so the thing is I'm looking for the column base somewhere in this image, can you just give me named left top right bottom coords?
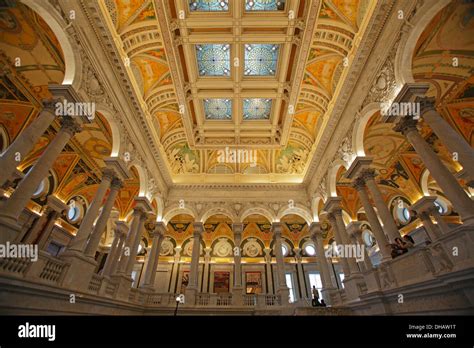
left=342, top=273, right=366, bottom=301
left=184, top=287, right=198, bottom=307
left=277, top=287, right=290, bottom=306
left=0, top=214, right=22, bottom=243
left=60, top=249, right=97, bottom=292
left=461, top=213, right=474, bottom=226
left=110, top=273, right=133, bottom=301
left=320, top=287, right=337, bottom=306
left=232, top=286, right=244, bottom=306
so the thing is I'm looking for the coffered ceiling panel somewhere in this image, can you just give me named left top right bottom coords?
left=100, top=0, right=375, bottom=183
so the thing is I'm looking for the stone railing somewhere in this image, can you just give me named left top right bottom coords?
left=243, top=294, right=257, bottom=306
left=0, top=251, right=69, bottom=287
left=0, top=257, right=30, bottom=276
left=37, top=253, right=68, bottom=284
left=88, top=274, right=103, bottom=294
left=146, top=293, right=175, bottom=306
left=216, top=293, right=232, bottom=307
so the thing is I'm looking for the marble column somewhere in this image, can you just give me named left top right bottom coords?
left=294, top=248, right=307, bottom=299
left=0, top=117, right=81, bottom=237
left=202, top=247, right=212, bottom=293
left=170, top=247, right=182, bottom=294
left=264, top=248, right=274, bottom=294
left=353, top=178, right=392, bottom=261
left=0, top=101, right=57, bottom=187
left=124, top=209, right=148, bottom=277
left=419, top=97, right=474, bottom=184
left=419, top=212, right=441, bottom=241
left=84, top=177, right=122, bottom=257
left=272, top=222, right=290, bottom=302
left=232, top=223, right=244, bottom=305
left=361, top=169, right=401, bottom=242
left=102, top=221, right=128, bottom=277
left=327, top=213, right=351, bottom=278
left=394, top=118, right=474, bottom=224
left=68, top=169, right=115, bottom=253
left=311, top=223, right=338, bottom=304
left=187, top=222, right=203, bottom=291
left=26, top=195, right=67, bottom=247
left=310, top=222, right=336, bottom=295
left=141, top=222, right=166, bottom=289
left=430, top=207, right=451, bottom=235
left=232, top=223, right=243, bottom=288
left=346, top=221, right=373, bottom=271
left=410, top=196, right=443, bottom=241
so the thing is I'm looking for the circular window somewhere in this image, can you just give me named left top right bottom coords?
left=362, top=229, right=375, bottom=247
left=393, top=199, right=411, bottom=225
left=32, top=178, right=49, bottom=199
left=281, top=244, right=289, bottom=256
left=68, top=206, right=78, bottom=220
left=66, top=198, right=84, bottom=224
left=434, top=199, right=448, bottom=215
left=402, top=207, right=410, bottom=221
left=304, top=244, right=316, bottom=256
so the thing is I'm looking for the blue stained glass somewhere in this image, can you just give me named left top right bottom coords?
left=244, top=44, right=279, bottom=76
left=243, top=99, right=272, bottom=120
left=189, top=0, right=229, bottom=11
left=246, top=0, right=286, bottom=11
left=196, top=44, right=231, bottom=76
left=204, top=99, right=232, bottom=120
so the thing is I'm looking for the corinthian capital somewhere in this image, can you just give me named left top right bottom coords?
left=360, top=168, right=376, bottom=182
left=393, top=117, right=418, bottom=136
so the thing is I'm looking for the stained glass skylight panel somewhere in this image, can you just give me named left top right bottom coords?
left=244, top=44, right=279, bottom=76
left=243, top=99, right=272, bottom=120
left=196, top=44, right=231, bottom=76
left=189, top=0, right=229, bottom=12
left=246, top=0, right=286, bottom=11
left=204, top=99, right=232, bottom=120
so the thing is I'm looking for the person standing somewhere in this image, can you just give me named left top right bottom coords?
left=312, top=285, right=320, bottom=307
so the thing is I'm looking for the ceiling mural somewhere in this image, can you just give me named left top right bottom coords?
left=0, top=3, right=148, bottom=227
left=99, top=0, right=374, bottom=182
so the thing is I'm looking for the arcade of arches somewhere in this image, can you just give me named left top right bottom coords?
left=0, top=0, right=473, bottom=315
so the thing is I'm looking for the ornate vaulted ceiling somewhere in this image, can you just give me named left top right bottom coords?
left=99, top=0, right=375, bottom=183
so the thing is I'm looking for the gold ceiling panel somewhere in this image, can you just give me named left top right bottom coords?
left=100, top=0, right=375, bottom=182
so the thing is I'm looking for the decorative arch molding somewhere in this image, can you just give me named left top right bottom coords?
left=239, top=206, right=276, bottom=224
left=95, top=105, right=122, bottom=157
left=352, top=102, right=380, bottom=157
left=276, top=205, right=312, bottom=226
left=128, top=164, right=148, bottom=198
left=420, top=169, right=431, bottom=197
left=199, top=206, right=237, bottom=224
left=21, top=0, right=82, bottom=88
left=153, top=195, right=165, bottom=221
left=311, top=195, right=326, bottom=222
left=162, top=205, right=197, bottom=225
left=327, top=159, right=349, bottom=197
left=394, top=0, right=451, bottom=86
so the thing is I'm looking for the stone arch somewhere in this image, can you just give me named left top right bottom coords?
left=352, top=103, right=380, bottom=157
left=311, top=195, right=326, bottom=222
left=239, top=206, right=275, bottom=224
left=95, top=105, right=121, bottom=157
left=394, top=0, right=451, bottom=86
left=128, top=163, right=148, bottom=198
left=162, top=205, right=197, bottom=225
left=153, top=195, right=165, bottom=222
left=327, top=160, right=349, bottom=197
left=21, top=0, right=82, bottom=87
left=276, top=205, right=312, bottom=225
left=199, top=206, right=237, bottom=224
